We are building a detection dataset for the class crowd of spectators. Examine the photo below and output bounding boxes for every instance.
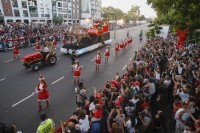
[0,23,89,50]
[53,34,200,133]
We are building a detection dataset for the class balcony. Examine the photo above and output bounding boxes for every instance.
[30,14,38,17]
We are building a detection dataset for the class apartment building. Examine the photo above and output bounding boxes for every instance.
[91,0,101,18]
[28,0,52,23]
[52,0,80,25]
[0,0,100,25]
[0,0,30,24]
[80,0,102,27]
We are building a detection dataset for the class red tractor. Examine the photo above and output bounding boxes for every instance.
[22,42,57,71]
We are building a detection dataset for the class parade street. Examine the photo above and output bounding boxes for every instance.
[0,24,148,132]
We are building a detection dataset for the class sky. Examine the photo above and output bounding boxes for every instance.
[102,0,156,18]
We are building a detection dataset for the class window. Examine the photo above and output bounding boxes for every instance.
[63,14,67,18]
[58,2,62,7]
[12,1,18,7]
[63,3,67,7]
[41,14,44,17]
[23,10,28,17]
[22,1,27,8]
[39,1,43,6]
[5,9,10,13]
[14,10,20,17]
[58,14,63,17]
[58,9,62,12]
[68,10,71,13]
[40,8,44,13]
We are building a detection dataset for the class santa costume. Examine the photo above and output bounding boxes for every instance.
[73,61,81,84]
[104,46,110,62]
[13,46,20,59]
[35,42,41,51]
[115,43,120,55]
[95,51,101,70]
[35,76,50,111]
[62,37,67,44]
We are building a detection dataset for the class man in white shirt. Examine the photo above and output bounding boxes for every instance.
[44,45,49,53]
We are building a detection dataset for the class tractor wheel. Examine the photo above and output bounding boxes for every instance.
[47,54,57,65]
[32,64,40,71]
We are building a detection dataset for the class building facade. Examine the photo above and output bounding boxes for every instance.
[0,0,30,24]
[0,0,101,25]
[52,0,80,25]
[80,0,102,27]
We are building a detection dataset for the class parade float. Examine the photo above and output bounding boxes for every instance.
[22,42,57,71]
[60,18,112,55]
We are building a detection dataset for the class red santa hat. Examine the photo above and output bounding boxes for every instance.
[39,76,45,81]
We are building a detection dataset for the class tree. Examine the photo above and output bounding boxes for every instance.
[102,6,124,20]
[52,15,63,25]
[127,5,140,23]
[147,0,200,43]
[139,15,145,21]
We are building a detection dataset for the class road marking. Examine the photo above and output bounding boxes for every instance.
[4,59,14,63]
[81,65,84,68]
[129,58,133,61]
[0,78,6,82]
[12,92,35,107]
[111,48,114,51]
[51,77,64,85]
[57,58,61,60]
[91,58,95,61]
[122,65,127,70]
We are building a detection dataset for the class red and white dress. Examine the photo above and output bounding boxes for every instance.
[62,37,66,44]
[13,46,20,55]
[36,83,50,101]
[53,39,57,46]
[105,49,110,57]
[73,64,81,77]
[35,42,41,50]
[115,44,119,53]
[120,42,124,49]
[95,54,101,65]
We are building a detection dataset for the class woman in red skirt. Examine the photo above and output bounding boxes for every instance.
[104,46,110,63]
[13,46,20,59]
[115,43,120,55]
[35,76,50,111]
[95,51,101,70]
[73,60,81,85]
[35,41,41,51]
[119,41,124,52]
[62,37,67,45]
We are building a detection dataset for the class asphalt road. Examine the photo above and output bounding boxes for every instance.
[0,24,148,132]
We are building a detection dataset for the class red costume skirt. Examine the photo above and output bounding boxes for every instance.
[96,59,101,64]
[35,45,41,50]
[37,90,50,101]
[115,47,119,52]
[105,52,110,57]
[120,44,124,49]
[74,70,81,77]
[13,50,19,55]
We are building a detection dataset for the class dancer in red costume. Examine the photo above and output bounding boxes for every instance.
[35,41,41,51]
[13,46,20,59]
[62,37,67,45]
[119,41,124,52]
[53,38,57,50]
[95,51,101,70]
[35,76,50,111]
[115,43,120,55]
[72,60,81,85]
[104,46,110,63]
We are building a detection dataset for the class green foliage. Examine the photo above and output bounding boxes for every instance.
[147,0,200,42]
[102,5,144,23]
[52,15,63,25]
